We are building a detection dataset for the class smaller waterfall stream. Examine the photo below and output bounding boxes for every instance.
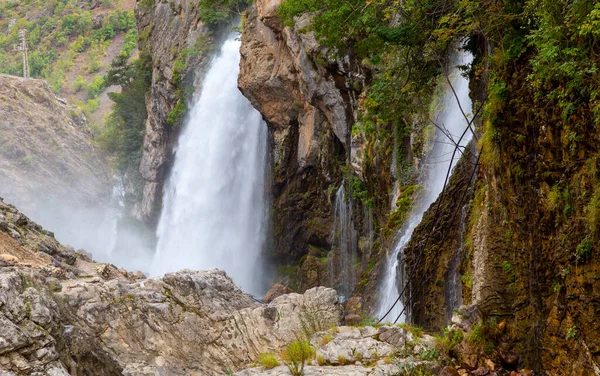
[377,50,474,322]
[445,203,468,319]
[328,184,358,301]
[151,33,269,296]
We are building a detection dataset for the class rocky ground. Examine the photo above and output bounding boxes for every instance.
[0,197,538,376]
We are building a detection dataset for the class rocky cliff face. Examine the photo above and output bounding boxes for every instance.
[0,74,111,237]
[239,2,355,262]
[132,0,212,225]
[238,0,402,305]
[0,74,110,208]
[0,197,343,375]
[403,37,600,374]
[0,198,457,376]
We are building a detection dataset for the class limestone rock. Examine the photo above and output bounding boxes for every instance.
[235,364,401,375]
[134,0,212,224]
[0,198,345,375]
[315,327,396,365]
[238,0,370,270]
[0,74,110,228]
[263,283,293,303]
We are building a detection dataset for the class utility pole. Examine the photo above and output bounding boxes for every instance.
[19,29,29,79]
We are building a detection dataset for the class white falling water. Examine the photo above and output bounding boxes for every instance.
[328,184,358,301]
[151,34,268,296]
[377,50,474,323]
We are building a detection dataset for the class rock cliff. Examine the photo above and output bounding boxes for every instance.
[0,198,343,375]
[0,198,462,376]
[403,34,600,376]
[132,0,212,225]
[239,2,354,262]
[0,74,111,242]
[0,74,110,208]
[238,0,402,306]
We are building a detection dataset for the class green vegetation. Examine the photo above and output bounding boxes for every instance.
[433,328,463,357]
[397,323,424,338]
[0,0,136,98]
[460,272,473,289]
[281,340,314,376]
[258,353,279,369]
[394,359,435,376]
[384,185,419,237]
[198,0,250,26]
[319,333,333,346]
[575,238,593,263]
[97,52,152,173]
[418,348,439,361]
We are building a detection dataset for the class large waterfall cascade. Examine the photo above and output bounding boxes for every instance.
[377,50,474,323]
[151,33,269,296]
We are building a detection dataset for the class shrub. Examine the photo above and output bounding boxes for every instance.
[72,75,87,93]
[281,340,314,376]
[316,353,326,366]
[87,76,105,99]
[320,333,333,346]
[258,353,279,369]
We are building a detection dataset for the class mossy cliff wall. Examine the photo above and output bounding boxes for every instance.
[405,32,600,374]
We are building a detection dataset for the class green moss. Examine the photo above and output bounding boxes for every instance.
[575,238,593,263]
[460,272,473,289]
[383,184,419,236]
[585,188,600,237]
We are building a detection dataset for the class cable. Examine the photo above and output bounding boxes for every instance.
[377,97,486,323]
[391,146,482,324]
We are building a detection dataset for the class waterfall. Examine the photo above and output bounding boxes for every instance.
[445,203,468,319]
[328,184,358,301]
[377,50,474,323]
[151,33,269,296]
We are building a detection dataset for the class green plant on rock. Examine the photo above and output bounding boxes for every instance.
[419,348,439,361]
[395,359,435,376]
[434,328,463,356]
[461,272,473,289]
[258,352,279,369]
[384,185,419,237]
[72,75,87,93]
[575,238,593,263]
[465,323,485,345]
[198,0,250,26]
[316,353,326,366]
[281,340,314,376]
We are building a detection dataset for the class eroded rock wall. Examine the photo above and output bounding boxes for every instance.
[239,3,357,262]
[404,36,600,374]
[0,198,343,375]
[133,0,211,225]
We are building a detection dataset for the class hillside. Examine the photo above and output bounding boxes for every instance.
[0,0,137,127]
[0,73,113,257]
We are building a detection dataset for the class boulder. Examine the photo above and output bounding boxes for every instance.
[263,283,293,303]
